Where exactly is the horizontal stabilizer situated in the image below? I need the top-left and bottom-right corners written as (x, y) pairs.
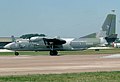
top-left (80, 33), bottom-right (97, 38)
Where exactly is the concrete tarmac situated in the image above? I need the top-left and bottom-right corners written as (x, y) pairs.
top-left (0, 54), bottom-right (120, 76)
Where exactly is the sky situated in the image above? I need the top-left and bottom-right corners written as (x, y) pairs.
top-left (0, 0), bottom-right (120, 38)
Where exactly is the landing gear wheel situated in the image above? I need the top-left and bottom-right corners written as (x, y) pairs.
top-left (95, 49), bottom-right (100, 51)
top-left (15, 52), bottom-right (19, 56)
top-left (50, 50), bottom-right (58, 56)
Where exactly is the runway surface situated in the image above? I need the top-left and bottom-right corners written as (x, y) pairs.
top-left (0, 54), bottom-right (120, 76)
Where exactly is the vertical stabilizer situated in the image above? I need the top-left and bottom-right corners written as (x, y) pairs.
top-left (102, 14), bottom-right (117, 44)
top-left (102, 14), bottom-right (116, 36)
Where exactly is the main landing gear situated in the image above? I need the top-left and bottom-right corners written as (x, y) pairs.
top-left (15, 51), bottom-right (19, 56)
top-left (14, 50), bottom-right (58, 56)
top-left (49, 50), bottom-right (58, 56)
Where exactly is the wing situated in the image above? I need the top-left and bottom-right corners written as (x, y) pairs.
top-left (43, 38), bottom-right (66, 55)
top-left (43, 38), bottom-right (66, 45)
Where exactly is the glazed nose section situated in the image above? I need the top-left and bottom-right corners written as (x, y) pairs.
top-left (4, 43), bottom-right (11, 49)
top-left (4, 43), bottom-right (15, 49)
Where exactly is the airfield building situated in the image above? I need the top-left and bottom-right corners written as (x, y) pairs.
top-left (0, 37), bottom-right (12, 49)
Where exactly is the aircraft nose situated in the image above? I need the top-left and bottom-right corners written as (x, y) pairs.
top-left (4, 44), bottom-right (11, 49)
top-left (4, 43), bottom-right (15, 50)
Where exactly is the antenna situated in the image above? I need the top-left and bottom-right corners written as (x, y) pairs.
top-left (111, 10), bottom-right (115, 13)
top-left (111, 10), bottom-right (116, 14)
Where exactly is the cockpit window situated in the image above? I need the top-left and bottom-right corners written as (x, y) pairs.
top-left (16, 41), bottom-right (19, 42)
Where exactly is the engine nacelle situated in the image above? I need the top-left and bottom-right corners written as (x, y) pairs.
top-left (30, 37), bottom-right (44, 42)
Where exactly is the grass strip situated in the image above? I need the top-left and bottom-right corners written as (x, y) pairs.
top-left (0, 71), bottom-right (120, 82)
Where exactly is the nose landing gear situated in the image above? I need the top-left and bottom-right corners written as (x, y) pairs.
top-left (15, 51), bottom-right (19, 56)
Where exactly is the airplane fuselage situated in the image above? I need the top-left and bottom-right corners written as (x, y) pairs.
top-left (4, 13), bottom-right (116, 56)
top-left (4, 37), bottom-right (102, 51)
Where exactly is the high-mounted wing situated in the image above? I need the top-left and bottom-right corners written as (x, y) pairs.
top-left (43, 38), bottom-right (66, 45)
top-left (43, 38), bottom-right (66, 56)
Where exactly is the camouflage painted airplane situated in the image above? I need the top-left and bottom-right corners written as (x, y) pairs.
top-left (4, 13), bottom-right (117, 56)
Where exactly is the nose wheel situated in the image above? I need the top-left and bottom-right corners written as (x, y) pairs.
top-left (15, 52), bottom-right (19, 56)
top-left (50, 50), bottom-right (58, 56)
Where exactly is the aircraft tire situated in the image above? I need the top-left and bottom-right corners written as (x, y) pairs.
top-left (15, 52), bottom-right (19, 56)
top-left (50, 50), bottom-right (58, 56)
top-left (95, 49), bottom-right (100, 51)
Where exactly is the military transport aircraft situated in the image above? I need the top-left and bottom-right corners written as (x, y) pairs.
top-left (4, 13), bottom-right (117, 56)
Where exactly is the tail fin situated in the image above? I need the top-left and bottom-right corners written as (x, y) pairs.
top-left (102, 14), bottom-right (117, 44)
top-left (97, 14), bottom-right (117, 44)
top-left (81, 13), bottom-right (117, 45)
top-left (102, 14), bottom-right (116, 36)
